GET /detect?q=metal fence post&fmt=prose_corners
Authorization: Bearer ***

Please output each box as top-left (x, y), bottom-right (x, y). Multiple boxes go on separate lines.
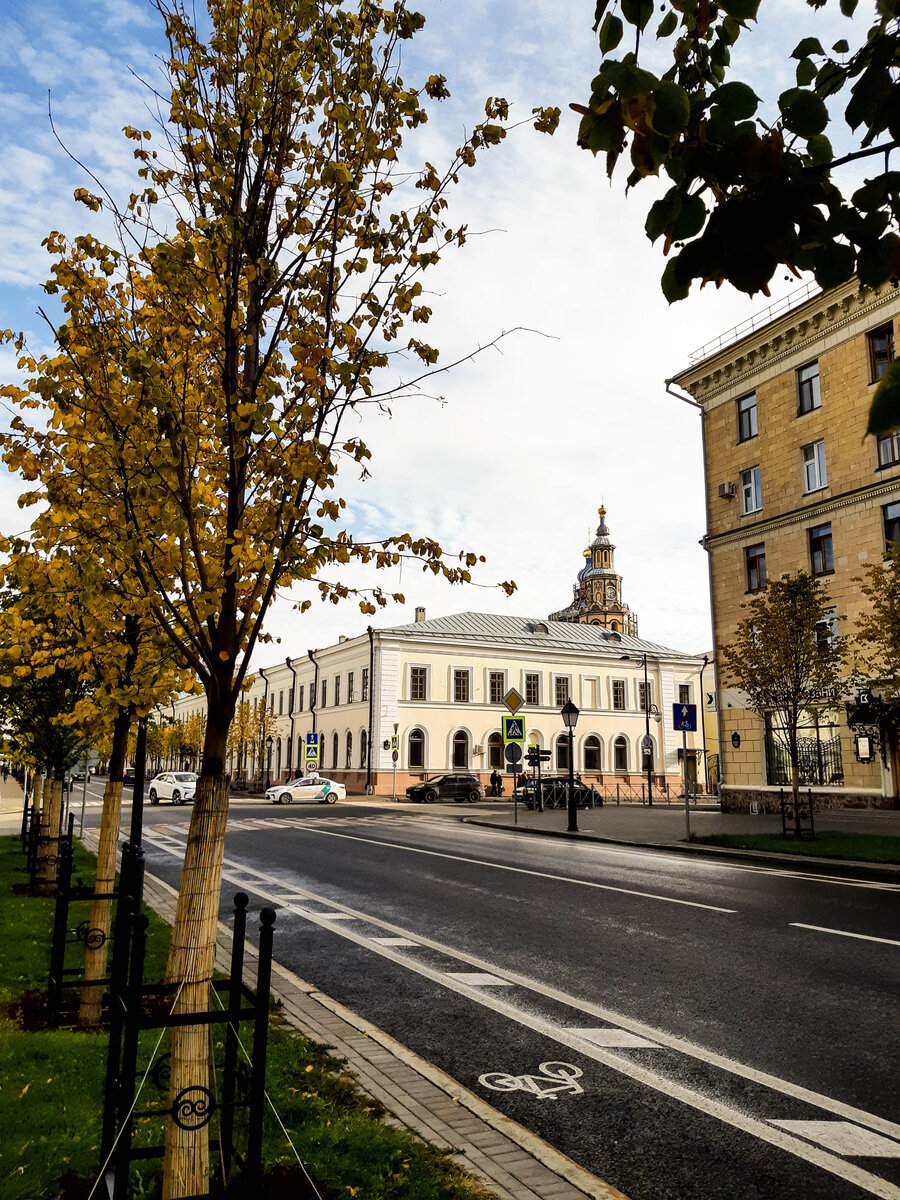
top-left (246, 908), bottom-right (276, 1186)
top-left (221, 893), bottom-right (249, 1182)
top-left (47, 820), bottom-right (74, 1025)
top-left (112, 914), bottom-right (149, 1200)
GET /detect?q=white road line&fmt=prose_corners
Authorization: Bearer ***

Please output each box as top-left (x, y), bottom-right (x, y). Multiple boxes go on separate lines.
top-left (572, 1028), bottom-right (661, 1049)
top-left (790, 923), bottom-right (900, 947)
top-left (371, 937), bottom-right (418, 946)
top-left (769, 1121), bottom-right (900, 1158)
top-left (281, 825), bottom-right (737, 913)
top-left (140, 830), bottom-right (900, 1150)
top-left (445, 971), bottom-right (514, 987)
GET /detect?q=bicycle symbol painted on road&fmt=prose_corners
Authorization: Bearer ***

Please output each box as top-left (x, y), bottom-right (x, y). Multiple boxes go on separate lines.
top-left (478, 1061), bottom-right (584, 1101)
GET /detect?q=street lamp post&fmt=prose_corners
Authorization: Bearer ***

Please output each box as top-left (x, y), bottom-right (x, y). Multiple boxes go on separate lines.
top-left (561, 699), bottom-right (580, 833)
top-left (622, 653), bottom-right (654, 805)
top-left (265, 736), bottom-right (273, 792)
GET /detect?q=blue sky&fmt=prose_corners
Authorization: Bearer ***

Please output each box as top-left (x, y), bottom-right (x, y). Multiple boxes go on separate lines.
top-left (0, 0), bottom-right (869, 665)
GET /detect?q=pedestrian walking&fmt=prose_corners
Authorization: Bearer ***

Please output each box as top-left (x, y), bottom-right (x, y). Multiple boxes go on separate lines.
top-left (490, 769), bottom-right (500, 797)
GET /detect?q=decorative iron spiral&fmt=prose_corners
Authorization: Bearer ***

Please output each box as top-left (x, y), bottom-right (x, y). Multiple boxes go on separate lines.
top-left (75, 922), bottom-right (108, 949)
top-left (172, 1085), bottom-right (215, 1130)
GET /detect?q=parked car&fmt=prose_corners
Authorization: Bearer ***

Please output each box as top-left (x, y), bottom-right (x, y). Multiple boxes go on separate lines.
top-left (513, 777), bottom-right (602, 809)
top-left (405, 774), bottom-right (485, 803)
top-left (122, 768), bottom-right (136, 786)
top-left (268, 775), bottom-right (346, 804)
top-left (71, 769), bottom-right (87, 782)
top-left (148, 771), bottom-right (198, 805)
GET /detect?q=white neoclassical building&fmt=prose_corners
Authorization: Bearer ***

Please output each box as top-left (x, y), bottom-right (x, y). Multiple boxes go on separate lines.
top-left (174, 608), bottom-right (709, 796)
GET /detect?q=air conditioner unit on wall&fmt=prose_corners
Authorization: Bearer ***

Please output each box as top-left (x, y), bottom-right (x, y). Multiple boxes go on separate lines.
top-left (474, 745), bottom-right (484, 754)
top-left (717, 481), bottom-right (736, 499)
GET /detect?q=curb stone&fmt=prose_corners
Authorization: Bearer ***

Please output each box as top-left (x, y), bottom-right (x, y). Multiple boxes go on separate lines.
top-left (77, 829), bottom-right (627, 1200)
top-left (462, 817), bottom-right (900, 882)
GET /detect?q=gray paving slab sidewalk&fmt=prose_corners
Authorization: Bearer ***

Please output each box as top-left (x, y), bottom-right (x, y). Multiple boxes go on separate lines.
top-left (71, 830), bottom-right (626, 1200)
top-left (466, 798), bottom-right (900, 876)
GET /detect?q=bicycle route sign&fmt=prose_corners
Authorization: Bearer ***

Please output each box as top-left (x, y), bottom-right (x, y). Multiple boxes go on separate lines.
top-left (672, 704), bottom-right (697, 732)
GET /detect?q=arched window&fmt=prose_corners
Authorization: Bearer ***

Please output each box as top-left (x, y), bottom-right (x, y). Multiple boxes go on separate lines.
top-left (409, 728), bottom-right (425, 768)
top-left (345, 731), bottom-right (353, 768)
top-left (285, 735), bottom-right (292, 773)
top-left (297, 733), bottom-right (304, 768)
top-left (556, 735), bottom-right (570, 772)
top-left (488, 731), bottom-right (503, 769)
top-left (614, 735), bottom-right (628, 771)
top-left (332, 732), bottom-right (338, 770)
top-left (610, 621), bottom-right (619, 632)
top-left (584, 736), bottom-right (602, 772)
top-left (276, 739), bottom-right (282, 776)
top-left (360, 729), bottom-right (368, 769)
top-left (452, 730), bottom-right (469, 768)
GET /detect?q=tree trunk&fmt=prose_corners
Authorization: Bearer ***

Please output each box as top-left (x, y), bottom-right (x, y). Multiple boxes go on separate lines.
top-left (161, 712), bottom-right (231, 1200)
top-left (40, 777), bottom-right (65, 884)
top-left (78, 709), bottom-right (130, 1026)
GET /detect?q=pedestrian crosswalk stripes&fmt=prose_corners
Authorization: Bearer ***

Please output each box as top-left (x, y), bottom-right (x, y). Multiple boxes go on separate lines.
top-left (141, 812), bottom-right (470, 836)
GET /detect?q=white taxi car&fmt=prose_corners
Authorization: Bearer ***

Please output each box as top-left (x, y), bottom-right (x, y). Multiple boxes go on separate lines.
top-left (148, 771), bottom-right (198, 805)
top-left (267, 775), bottom-right (345, 804)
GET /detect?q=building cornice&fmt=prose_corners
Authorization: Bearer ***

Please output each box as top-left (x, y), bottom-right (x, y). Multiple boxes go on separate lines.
top-left (704, 476), bottom-right (900, 549)
top-left (672, 280), bottom-right (899, 405)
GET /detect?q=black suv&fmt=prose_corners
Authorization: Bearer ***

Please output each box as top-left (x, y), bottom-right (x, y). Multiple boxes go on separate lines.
top-left (517, 777), bottom-right (602, 809)
top-left (405, 774), bottom-right (485, 803)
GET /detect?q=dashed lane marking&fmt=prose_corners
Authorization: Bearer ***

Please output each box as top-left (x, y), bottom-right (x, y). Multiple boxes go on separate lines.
top-left (769, 1121), bottom-right (900, 1158)
top-left (790, 923), bottom-right (900, 948)
top-left (571, 1028), bottom-right (662, 1049)
top-left (445, 972), bottom-right (514, 987)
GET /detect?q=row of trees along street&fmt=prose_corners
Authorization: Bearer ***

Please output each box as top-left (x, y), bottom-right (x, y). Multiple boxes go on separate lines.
top-left (0, 0), bottom-right (544, 1192)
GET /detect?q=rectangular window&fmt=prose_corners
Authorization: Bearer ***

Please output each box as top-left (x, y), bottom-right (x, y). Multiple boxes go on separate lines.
top-left (612, 679), bottom-right (626, 711)
top-left (678, 684), bottom-right (692, 706)
top-left (278, 690), bottom-right (284, 715)
top-left (797, 361), bottom-right (821, 414)
top-left (525, 672), bottom-right (540, 705)
top-left (884, 501), bottom-right (900, 550)
top-left (269, 694), bottom-right (274, 715)
top-left (868, 323), bottom-right (895, 382)
top-left (554, 676), bottom-right (570, 707)
top-left (489, 671), bottom-right (505, 704)
top-left (878, 432), bottom-right (900, 467)
top-left (288, 688), bottom-right (294, 714)
top-left (320, 680), bottom-right (327, 709)
top-left (737, 392), bottom-right (757, 442)
top-left (361, 668), bottom-right (369, 702)
top-left (741, 466), bottom-right (762, 514)
top-left (347, 672), bottom-right (354, 703)
top-left (746, 543), bottom-right (766, 591)
top-left (809, 523), bottom-right (834, 575)
top-left (816, 606), bottom-right (838, 654)
top-left (638, 680), bottom-right (653, 712)
top-left (298, 685), bottom-right (304, 712)
top-left (410, 666), bottom-right (427, 702)
top-left (333, 676), bottom-right (340, 706)
top-left (802, 440), bottom-right (827, 492)
top-left (453, 669), bottom-right (470, 703)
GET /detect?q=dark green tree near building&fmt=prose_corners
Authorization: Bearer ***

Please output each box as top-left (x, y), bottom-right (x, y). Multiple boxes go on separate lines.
top-left (569, 0), bottom-right (899, 302)
top-left (720, 571), bottom-right (843, 826)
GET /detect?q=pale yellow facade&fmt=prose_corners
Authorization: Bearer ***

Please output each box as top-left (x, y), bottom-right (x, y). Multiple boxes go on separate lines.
top-left (174, 612), bottom-right (712, 797)
top-left (673, 279), bottom-right (900, 810)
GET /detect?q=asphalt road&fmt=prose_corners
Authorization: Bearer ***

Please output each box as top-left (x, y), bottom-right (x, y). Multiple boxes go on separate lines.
top-left (77, 783), bottom-right (900, 1200)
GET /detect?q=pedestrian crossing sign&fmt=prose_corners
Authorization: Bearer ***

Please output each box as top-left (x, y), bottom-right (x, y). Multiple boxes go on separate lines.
top-left (502, 715), bottom-right (525, 743)
top-left (305, 742), bottom-right (320, 761)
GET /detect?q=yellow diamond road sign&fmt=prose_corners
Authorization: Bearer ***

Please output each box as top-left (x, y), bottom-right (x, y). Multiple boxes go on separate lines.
top-left (503, 687), bottom-right (525, 714)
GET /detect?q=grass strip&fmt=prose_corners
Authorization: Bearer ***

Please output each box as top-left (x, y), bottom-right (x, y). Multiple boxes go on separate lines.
top-left (0, 836), bottom-right (495, 1198)
top-left (689, 830), bottom-right (900, 863)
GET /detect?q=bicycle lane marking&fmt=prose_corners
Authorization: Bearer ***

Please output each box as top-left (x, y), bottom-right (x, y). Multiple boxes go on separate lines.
top-left (141, 828), bottom-right (900, 1181)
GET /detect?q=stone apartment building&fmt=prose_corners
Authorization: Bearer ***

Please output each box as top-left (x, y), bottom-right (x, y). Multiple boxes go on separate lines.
top-left (672, 278), bottom-right (900, 810)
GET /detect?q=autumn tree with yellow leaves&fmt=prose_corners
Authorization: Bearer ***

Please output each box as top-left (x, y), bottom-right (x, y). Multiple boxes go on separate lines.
top-left (0, 0), bottom-right (533, 1193)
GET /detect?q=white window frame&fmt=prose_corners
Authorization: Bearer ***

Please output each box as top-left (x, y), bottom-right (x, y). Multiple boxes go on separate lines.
top-left (802, 440), bottom-right (827, 493)
top-left (740, 466), bottom-right (762, 514)
top-left (637, 679), bottom-right (654, 712)
top-left (487, 668), bottom-right (507, 705)
top-left (524, 671), bottom-right (541, 706)
top-left (553, 674), bottom-right (572, 708)
top-left (678, 682), bottom-right (693, 706)
top-left (452, 667), bottom-right (472, 705)
top-left (408, 663), bottom-right (430, 703)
